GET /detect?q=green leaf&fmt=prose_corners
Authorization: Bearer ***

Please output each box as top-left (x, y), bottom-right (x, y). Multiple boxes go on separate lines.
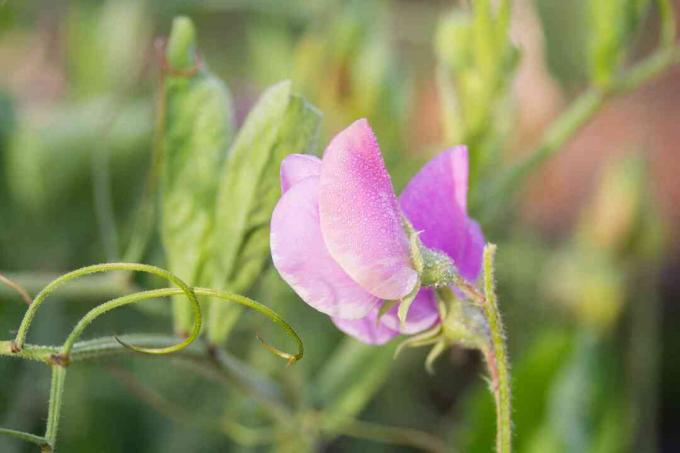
top-left (208, 80), bottom-right (321, 344)
top-left (313, 338), bottom-right (397, 428)
top-left (160, 16), bottom-right (234, 334)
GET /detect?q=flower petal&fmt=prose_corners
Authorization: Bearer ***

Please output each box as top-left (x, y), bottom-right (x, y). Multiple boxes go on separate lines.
top-left (280, 154), bottom-right (322, 193)
top-left (332, 307), bottom-right (399, 345)
top-left (379, 288), bottom-right (440, 335)
top-left (319, 119), bottom-right (417, 300)
top-left (400, 146), bottom-right (483, 280)
top-left (271, 177), bottom-right (380, 319)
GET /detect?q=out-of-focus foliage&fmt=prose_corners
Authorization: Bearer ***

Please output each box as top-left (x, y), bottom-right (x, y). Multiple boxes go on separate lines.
top-left (0, 0), bottom-right (676, 452)
top-left (436, 0), bottom-right (518, 184)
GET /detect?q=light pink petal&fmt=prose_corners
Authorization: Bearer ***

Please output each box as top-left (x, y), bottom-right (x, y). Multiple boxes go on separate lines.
top-left (319, 119), bottom-right (417, 300)
top-left (332, 306), bottom-right (399, 345)
top-left (379, 288), bottom-right (440, 335)
top-left (271, 177), bottom-right (380, 319)
top-left (280, 154), bottom-right (322, 193)
top-left (400, 146), bottom-right (484, 281)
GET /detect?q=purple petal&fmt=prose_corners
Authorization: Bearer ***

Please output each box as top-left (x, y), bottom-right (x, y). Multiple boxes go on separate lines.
top-left (319, 119), bottom-right (417, 300)
top-left (280, 154), bottom-right (321, 193)
top-left (271, 177), bottom-right (380, 319)
top-left (379, 288), bottom-right (440, 335)
top-left (400, 146), bottom-right (483, 280)
top-left (332, 306), bottom-right (399, 345)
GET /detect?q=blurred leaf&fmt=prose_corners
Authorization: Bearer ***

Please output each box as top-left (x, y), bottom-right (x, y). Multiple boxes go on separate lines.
top-left (6, 99), bottom-right (151, 213)
top-left (67, 0), bottom-right (150, 97)
top-left (436, 1), bottom-right (518, 186)
top-left (160, 17), bottom-right (235, 334)
top-left (208, 80), bottom-right (320, 344)
top-left (313, 339), bottom-right (397, 429)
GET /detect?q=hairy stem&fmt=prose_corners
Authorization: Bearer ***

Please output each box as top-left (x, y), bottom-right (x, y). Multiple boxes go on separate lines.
top-left (480, 244), bottom-right (511, 453)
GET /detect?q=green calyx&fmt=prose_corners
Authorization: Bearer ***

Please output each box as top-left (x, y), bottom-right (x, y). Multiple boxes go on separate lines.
top-left (420, 247), bottom-right (457, 288)
top-left (393, 219), bottom-right (459, 328)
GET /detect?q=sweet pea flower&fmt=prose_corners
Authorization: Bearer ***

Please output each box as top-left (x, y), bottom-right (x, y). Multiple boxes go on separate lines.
top-left (270, 119), bottom-right (484, 344)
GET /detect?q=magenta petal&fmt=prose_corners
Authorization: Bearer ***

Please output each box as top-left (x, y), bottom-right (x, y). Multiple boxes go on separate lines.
top-left (271, 177), bottom-right (380, 319)
top-left (459, 219), bottom-right (485, 281)
top-left (319, 119), bottom-right (417, 300)
top-left (332, 307), bottom-right (399, 345)
top-left (400, 146), bottom-right (483, 280)
top-left (280, 154), bottom-right (322, 193)
top-left (380, 288), bottom-right (440, 335)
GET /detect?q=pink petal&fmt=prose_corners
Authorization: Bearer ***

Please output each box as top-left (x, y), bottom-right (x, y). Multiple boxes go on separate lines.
top-left (280, 154), bottom-right (321, 193)
top-left (379, 288), bottom-right (440, 335)
top-left (319, 119), bottom-right (417, 300)
top-left (271, 177), bottom-right (380, 319)
top-left (332, 306), bottom-right (399, 345)
top-left (400, 146), bottom-right (483, 281)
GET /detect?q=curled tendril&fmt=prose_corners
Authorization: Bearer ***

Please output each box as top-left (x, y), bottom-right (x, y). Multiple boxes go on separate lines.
top-left (62, 287), bottom-right (303, 363)
top-left (12, 263), bottom-right (201, 357)
top-left (194, 287), bottom-right (303, 363)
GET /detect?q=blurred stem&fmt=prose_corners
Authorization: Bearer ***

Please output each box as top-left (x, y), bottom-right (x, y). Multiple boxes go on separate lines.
top-left (629, 264), bottom-right (660, 451)
top-left (107, 364), bottom-right (277, 446)
top-left (480, 245), bottom-right (512, 453)
top-left (91, 113), bottom-right (121, 262)
top-left (483, 42), bottom-right (680, 218)
top-left (0, 272), bottom-right (33, 305)
top-left (122, 42), bottom-right (168, 263)
top-left (0, 271), bottom-right (134, 301)
top-left (319, 413), bottom-right (446, 453)
top-left (44, 365), bottom-right (66, 451)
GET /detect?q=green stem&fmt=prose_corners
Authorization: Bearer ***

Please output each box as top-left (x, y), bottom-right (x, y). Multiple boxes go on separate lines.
top-left (480, 244), bottom-right (511, 453)
top-left (44, 365), bottom-right (67, 451)
top-left (0, 335), bottom-right (195, 364)
top-left (0, 428), bottom-right (49, 449)
top-left (481, 44), bottom-right (680, 218)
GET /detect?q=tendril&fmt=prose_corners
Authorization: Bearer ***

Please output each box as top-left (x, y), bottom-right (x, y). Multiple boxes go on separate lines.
top-left (194, 287), bottom-right (303, 363)
top-left (12, 263), bottom-right (201, 355)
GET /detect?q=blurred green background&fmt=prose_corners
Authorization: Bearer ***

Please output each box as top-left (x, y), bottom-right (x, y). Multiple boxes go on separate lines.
top-left (1, 0), bottom-right (679, 451)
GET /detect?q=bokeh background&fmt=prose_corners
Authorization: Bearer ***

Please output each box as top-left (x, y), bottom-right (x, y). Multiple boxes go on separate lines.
top-left (0, 0), bottom-right (678, 451)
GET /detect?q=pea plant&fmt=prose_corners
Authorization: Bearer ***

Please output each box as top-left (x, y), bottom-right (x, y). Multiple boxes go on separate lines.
top-left (1, 1), bottom-right (678, 451)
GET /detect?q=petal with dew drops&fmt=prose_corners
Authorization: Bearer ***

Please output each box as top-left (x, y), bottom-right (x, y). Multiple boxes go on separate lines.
top-left (280, 154), bottom-right (321, 193)
top-left (332, 307), bottom-right (399, 345)
top-left (400, 146), bottom-right (483, 280)
top-left (271, 177), bottom-right (380, 319)
top-left (319, 119), bottom-right (417, 300)
top-left (380, 288), bottom-right (440, 335)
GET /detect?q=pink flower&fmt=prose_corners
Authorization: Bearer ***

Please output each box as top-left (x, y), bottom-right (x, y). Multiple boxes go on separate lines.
top-left (270, 119), bottom-right (484, 344)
